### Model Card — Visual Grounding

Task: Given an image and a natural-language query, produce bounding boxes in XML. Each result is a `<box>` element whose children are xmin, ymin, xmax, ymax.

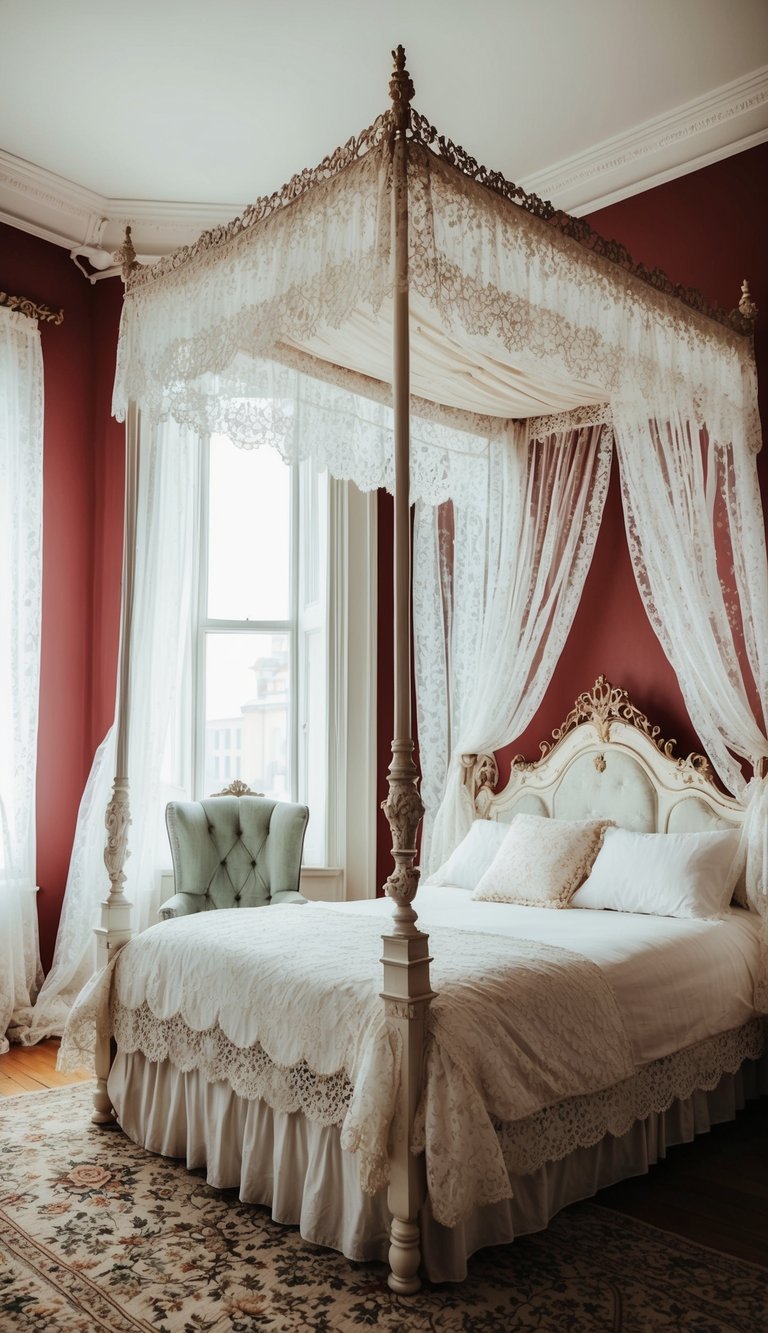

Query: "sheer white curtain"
<box><xmin>0</xmin><ymin>307</ymin><xmax>44</xmax><ymax>1051</ymax></box>
<box><xmin>24</xmin><ymin>419</ymin><xmax>199</xmax><ymax>1040</ymax></box>
<box><xmin>418</xmin><ymin>418</ymin><xmax>613</xmax><ymax>872</ymax></box>
<box><xmin>615</xmin><ymin>411</ymin><xmax>768</xmax><ymax>939</ymax></box>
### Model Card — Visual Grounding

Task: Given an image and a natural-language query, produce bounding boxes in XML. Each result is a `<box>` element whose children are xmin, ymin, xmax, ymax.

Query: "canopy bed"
<box><xmin>61</xmin><ymin>50</ymin><xmax>768</xmax><ymax>1292</ymax></box>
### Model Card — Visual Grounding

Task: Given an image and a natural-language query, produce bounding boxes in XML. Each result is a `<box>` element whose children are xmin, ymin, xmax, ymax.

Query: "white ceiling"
<box><xmin>2</xmin><ymin>0</ymin><xmax>767</xmax><ymax>269</ymax></box>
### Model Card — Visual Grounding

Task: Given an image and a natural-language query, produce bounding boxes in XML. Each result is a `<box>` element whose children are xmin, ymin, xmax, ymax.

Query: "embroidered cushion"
<box><xmin>472</xmin><ymin>813</ymin><xmax>611</xmax><ymax>908</ymax></box>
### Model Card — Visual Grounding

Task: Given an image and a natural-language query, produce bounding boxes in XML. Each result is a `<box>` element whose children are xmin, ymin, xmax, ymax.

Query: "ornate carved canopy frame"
<box><xmin>118</xmin><ymin>52</ymin><xmax>758</xmax><ymax>341</ymax></box>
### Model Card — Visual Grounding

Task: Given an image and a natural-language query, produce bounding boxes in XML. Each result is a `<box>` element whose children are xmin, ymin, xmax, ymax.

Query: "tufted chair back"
<box><xmin>160</xmin><ymin>795</ymin><xmax>308</xmax><ymax>920</ymax></box>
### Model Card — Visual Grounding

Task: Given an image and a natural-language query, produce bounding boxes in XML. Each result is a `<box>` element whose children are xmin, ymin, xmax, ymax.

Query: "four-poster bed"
<box><xmin>62</xmin><ymin>49</ymin><xmax>767</xmax><ymax>1292</ymax></box>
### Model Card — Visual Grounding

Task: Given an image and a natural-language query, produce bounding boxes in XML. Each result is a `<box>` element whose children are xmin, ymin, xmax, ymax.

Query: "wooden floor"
<box><xmin>1</xmin><ymin>1042</ymin><xmax>766</xmax><ymax>1266</ymax></box>
<box><xmin>596</xmin><ymin>1098</ymin><xmax>768</xmax><ymax>1266</ymax></box>
<box><xmin>0</xmin><ymin>1038</ymin><xmax>89</xmax><ymax>1097</ymax></box>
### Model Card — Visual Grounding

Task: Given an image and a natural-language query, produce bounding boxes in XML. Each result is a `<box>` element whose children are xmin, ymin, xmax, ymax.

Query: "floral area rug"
<box><xmin>1</xmin><ymin>1084</ymin><xmax>767</xmax><ymax>1332</ymax></box>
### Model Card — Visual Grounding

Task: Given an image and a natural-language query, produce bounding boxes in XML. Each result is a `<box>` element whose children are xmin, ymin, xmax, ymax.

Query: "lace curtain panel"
<box><xmin>418</xmin><ymin>417</ymin><xmax>613</xmax><ymax>871</ymax></box>
<box><xmin>615</xmin><ymin>413</ymin><xmax>768</xmax><ymax>998</ymax></box>
<box><xmin>0</xmin><ymin>307</ymin><xmax>44</xmax><ymax>1051</ymax></box>
<box><xmin>130</xmin><ymin>354</ymin><xmax>498</xmax><ymax>510</ymax></box>
<box><xmin>23</xmin><ymin>419</ymin><xmax>199</xmax><ymax>1041</ymax></box>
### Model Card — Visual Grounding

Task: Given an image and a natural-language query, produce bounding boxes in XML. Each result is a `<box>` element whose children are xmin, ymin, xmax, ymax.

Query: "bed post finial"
<box><xmin>113</xmin><ymin>226</ymin><xmax>138</xmax><ymax>284</ymax></box>
<box><xmin>738</xmin><ymin>279</ymin><xmax>758</xmax><ymax>323</ymax></box>
<box><xmin>729</xmin><ymin>277</ymin><xmax>758</xmax><ymax>333</ymax></box>
<box><xmin>390</xmin><ymin>45</ymin><xmax>414</xmax><ymax>134</ymax></box>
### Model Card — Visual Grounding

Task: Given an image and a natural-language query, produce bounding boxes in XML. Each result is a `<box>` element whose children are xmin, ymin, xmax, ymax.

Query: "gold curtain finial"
<box><xmin>390</xmin><ymin>45</ymin><xmax>414</xmax><ymax>134</ymax></box>
<box><xmin>0</xmin><ymin>291</ymin><xmax>64</xmax><ymax>324</ymax></box>
<box><xmin>113</xmin><ymin>226</ymin><xmax>138</xmax><ymax>283</ymax></box>
<box><xmin>738</xmin><ymin>278</ymin><xmax>758</xmax><ymax>322</ymax></box>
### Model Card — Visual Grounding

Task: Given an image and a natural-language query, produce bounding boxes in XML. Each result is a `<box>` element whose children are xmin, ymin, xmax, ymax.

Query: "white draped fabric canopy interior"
<box><xmin>28</xmin><ymin>100</ymin><xmax>767</xmax><ymax>1034</ymax></box>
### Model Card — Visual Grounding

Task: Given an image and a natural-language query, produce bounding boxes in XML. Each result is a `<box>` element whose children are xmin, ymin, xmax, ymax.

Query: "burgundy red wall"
<box><xmin>0</xmin><ymin>224</ymin><xmax>124</xmax><ymax>970</ymax></box>
<box><xmin>378</xmin><ymin>141</ymin><xmax>768</xmax><ymax>891</ymax></box>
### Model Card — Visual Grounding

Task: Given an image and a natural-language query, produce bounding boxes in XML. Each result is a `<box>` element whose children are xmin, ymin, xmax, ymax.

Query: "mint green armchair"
<box><xmin>160</xmin><ymin>794</ymin><xmax>309</xmax><ymax>920</ymax></box>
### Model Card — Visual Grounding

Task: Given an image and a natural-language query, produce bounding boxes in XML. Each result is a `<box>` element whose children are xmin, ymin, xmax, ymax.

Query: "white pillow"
<box><xmin>571</xmin><ymin>826</ymin><xmax>742</xmax><ymax>919</ymax></box>
<box><xmin>426</xmin><ymin>819</ymin><xmax>511</xmax><ymax>891</ymax></box>
<box><xmin>471</xmin><ymin>813</ymin><xmax>612</xmax><ymax>908</ymax></box>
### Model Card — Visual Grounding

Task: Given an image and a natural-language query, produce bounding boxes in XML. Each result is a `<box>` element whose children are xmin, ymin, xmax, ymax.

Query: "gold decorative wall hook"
<box><xmin>0</xmin><ymin>291</ymin><xmax>64</xmax><ymax>324</ymax></box>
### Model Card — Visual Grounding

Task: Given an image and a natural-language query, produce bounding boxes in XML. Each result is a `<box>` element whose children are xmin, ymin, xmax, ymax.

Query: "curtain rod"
<box><xmin>0</xmin><ymin>290</ymin><xmax>64</xmax><ymax>325</ymax></box>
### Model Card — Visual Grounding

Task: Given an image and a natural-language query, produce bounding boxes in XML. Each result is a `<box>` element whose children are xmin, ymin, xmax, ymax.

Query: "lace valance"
<box><xmin>113</xmin><ymin>134</ymin><xmax>761</xmax><ymax>494</ymax></box>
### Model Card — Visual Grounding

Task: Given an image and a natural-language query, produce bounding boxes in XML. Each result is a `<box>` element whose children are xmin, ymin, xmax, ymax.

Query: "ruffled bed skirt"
<box><xmin>108</xmin><ymin>1048</ymin><xmax>768</xmax><ymax>1284</ymax></box>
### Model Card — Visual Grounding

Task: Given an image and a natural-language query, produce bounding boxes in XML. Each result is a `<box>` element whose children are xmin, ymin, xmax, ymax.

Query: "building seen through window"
<box><xmin>204</xmin><ymin>633</ymin><xmax>289</xmax><ymax>796</ymax></box>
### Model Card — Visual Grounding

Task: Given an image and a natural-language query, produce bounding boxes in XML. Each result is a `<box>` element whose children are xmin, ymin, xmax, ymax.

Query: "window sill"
<box><xmin>159</xmin><ymin>867</ymin><xmax>346</xmax><ymax>905</ymax></box>
<box><xmin>300</xmin><ymin>866</ymin><xmax>344</xmax><ymax>901</ymax></box>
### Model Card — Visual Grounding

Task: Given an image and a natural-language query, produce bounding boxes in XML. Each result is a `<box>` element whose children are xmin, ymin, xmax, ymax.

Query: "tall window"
<box><xmin>198</xmin><ymin>435</ymin><xmax>328</xmax><ymax>864</ymax></box>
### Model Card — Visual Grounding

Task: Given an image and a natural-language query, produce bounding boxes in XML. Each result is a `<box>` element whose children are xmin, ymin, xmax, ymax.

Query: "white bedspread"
<box><xmin>62</xmin><ymin>898</ymin><xmax>638</xmax><ymax>1225</ymax></box>
<box><xmin>328</xmin><ymin>887</ymin><xmax>762</xmax><ymax>1064</ymax></box>
<box><xmin>60</xmin><ymin>891</ymin><xmax>761</xmax><ymax>1226</ymax></box>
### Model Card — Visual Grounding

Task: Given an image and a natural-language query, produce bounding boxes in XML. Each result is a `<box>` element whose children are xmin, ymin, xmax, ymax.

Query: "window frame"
<box><xmin>193</xmin><ymin>435</ymin><xmax>299</xmax><ymax>806</ymax></box>
<box><xmin>188</xmin><ymin>433</ymin><xmax>377</xmax><ymax>890</ymax></box>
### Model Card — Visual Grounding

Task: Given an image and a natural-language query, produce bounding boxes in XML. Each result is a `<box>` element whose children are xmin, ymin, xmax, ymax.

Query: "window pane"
<box><xmin>207</xmin><ymin>435</ymin><xmax>290</xmax><ymax>621</ymax></box>
<box><xmin>203</xmin><ymin>632</ymin><xmax>290</xmax><ymax>800</ymax></box>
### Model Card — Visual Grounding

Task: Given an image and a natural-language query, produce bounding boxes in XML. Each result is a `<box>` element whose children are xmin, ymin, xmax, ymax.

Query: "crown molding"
<box><xmin>520</xmin><ymin>66</ymin><xmax>768</xmax><ymax>215</ymax></box>
<box><xmin>561</xmin><ymin>126</ymin><xmax>768</xmax><ymax>218</ymax></box>
<box><xmin>1</xmin><ymin>64</ymin><xmax>766</xmax><ymax>269</ymax></box>
<box><xmin>0</xmin><ymin>150</ymin><xmax>243</xmax><ymax>277</ymax></box>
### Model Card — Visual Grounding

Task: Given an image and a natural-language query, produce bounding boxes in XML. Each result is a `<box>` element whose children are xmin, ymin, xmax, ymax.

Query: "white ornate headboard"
<box><xmin>463</xmin><ymin>676</ymin><xmax>744</xmax><ymax>837</ymax></box>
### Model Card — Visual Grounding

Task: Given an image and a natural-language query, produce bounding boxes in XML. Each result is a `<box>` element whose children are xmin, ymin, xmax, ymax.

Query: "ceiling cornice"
<box><xmin>1</xmin><ymin>65</ymin><xmax>766</xmax><ymax>272</ymax></box>
<box><xmin>520</xmin><ymin>65</ymin><xmax>768</xmax><ymax>216</ymax></box>
<box><xmin>0</xmin><ymin>152</ymin><xmax>244</xmax><ymax>279</ymax></box>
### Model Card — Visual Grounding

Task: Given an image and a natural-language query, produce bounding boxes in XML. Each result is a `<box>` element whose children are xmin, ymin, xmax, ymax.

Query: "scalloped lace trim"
<box><xmin>113</xmin><ymin>1001</ymin><xmax>764</xmax><ymax>1223</ymax></box>
<box><xmin>497</xmin><ymin>1017</ymin><xmax>767</xmax><ymax>1177</ymax></box>
<box><xmin>114</xmin><ymin>1000</ymin><xmax>353</xmax><ymax>1125</ymax></box>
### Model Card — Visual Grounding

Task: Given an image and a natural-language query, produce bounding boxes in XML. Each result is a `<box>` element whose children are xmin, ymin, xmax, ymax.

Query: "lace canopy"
<box><xmin>107</xmin><ymin>55</ymin><xmax>766</xmax><ymax>937</ymax></box>
<box><xmin>114</xmin><ymin>133</ymin><xmax>760</xmax><ymax>485</ymax></box>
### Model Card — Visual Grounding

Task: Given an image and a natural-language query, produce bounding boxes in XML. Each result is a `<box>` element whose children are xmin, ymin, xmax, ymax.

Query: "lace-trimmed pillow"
<box><xmin>471</xmin><ymin>814</ymin><xmax>612</xmax><ymax>908</ymax></box>
<box><xmin>425</xmin><ymin>818</ymin><xmax>511</xmax><ymax>891</ymax></box>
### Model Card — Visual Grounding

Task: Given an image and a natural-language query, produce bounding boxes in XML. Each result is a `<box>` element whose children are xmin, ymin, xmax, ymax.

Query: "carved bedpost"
<box><xmin>379</xmin><ymin>46</ymin><xmax>434</xmax><ymax>1296</ymax></box>
<box><xmin>92</xmin><ymin>362</ymin><xmax>139</xmax><ymax>1124</ymax></box>
<box><xmin>379</xmin><ymin>42</ymin><xmax>434</xmax><ymax>1293</ymax></box>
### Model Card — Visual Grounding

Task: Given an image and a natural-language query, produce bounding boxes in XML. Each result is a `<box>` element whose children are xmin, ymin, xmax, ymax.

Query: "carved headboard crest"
<box><xmin>462</xmin><ymin>675</ymin><xmax>717</xmax><ymax>815</ymax></box>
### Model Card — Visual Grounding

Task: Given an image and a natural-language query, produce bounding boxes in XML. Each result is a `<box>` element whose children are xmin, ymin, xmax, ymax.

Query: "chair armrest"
<box><xmin>270</xmin><ymin>889</ymin><xmax>308</xmax><ymax>906</ymax></box>
<box><xmin>158</xmin><ymin>893</ymin><xmax>202</xmax><ymax>920</ymax></box>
